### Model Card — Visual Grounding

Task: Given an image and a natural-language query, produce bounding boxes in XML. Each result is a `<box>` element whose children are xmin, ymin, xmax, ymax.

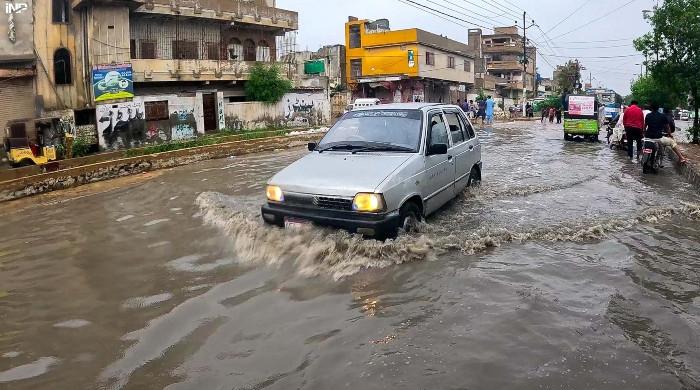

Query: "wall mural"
<box><xmin>169</xmin><ymin>109</ymin><xmax>197</xmax><ymax>140</ymax></box>
<box><xmin>283</xmin><ymin>92</ymin><xmax>329</xmax><ymax>127</ymax></box>
<box><xmin>96</xmin><ymin>101</ymin><xmax>146</xmax><ymax>150</ymax></box>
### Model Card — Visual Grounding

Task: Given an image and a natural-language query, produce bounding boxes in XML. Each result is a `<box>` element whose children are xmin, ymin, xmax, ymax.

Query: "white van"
<box><xmin>680</xmin><ymin>110</ymin><xmax>690</xmax><ymax>121</ymax></box>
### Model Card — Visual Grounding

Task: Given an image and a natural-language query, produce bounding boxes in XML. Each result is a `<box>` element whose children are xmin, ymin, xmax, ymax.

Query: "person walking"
<box><xmin>541</xmin><ymin>107</ymin><xmax>547</xmax><ymax>123</ymax></box>
<box><xmin>485</xmin><ymin>96</ymin><xmax>495</xmax><ymax>125</ymax></box>
<box><xmin>556</xmin><ymin>108</ymin><xmax>562</xmax><ymax>124</ymax></box>
<box><xmin>477</xmin><ymin>99</ymin><xmax>486</xmax><ymax>125</ymax></box>
<box><xmin>623</xmin><ymin>100</ymin><xmax>645</xmax><ymax>160</ymax></box>
<box><xmin>548</xmin><ymin>107</ymin><xmax>556</xmax><ymax>123</ymax></box>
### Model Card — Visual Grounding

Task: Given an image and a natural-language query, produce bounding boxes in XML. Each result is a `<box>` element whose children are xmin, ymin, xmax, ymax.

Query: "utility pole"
<box><xmin>522</xmin><ymin>11</ymin><xmax>527</xmax><ymax>117</ymax></box>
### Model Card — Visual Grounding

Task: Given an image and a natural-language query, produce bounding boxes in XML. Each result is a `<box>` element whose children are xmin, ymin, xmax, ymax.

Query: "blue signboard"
<box><xmin>92</xmin><ymin>63</ymin><xmax>134</xmax><ymax>102</ymax></box>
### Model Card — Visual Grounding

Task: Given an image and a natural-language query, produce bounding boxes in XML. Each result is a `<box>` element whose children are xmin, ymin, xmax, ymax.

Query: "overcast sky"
<box><xmin>278</xmin><ymin>0</ymin><xmax>659</xmax><ymax>95</ymax></box>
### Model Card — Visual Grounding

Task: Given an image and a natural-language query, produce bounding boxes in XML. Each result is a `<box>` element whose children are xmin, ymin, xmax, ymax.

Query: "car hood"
<box><xmin>269</xmin><ymin>152</ymin><xmax>413</xmax><ymax>197</ymax></box>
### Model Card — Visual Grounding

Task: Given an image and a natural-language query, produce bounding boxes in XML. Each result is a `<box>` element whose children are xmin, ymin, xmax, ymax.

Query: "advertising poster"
<box><xmin>568</xmin><ymin>95</ymin><xmax>595</xmax><ymax>116</ymax></box>
<box><xmin>93</xmin><ymin>63</ymin><xmax>134</xmax><ymax>102</ymax></box>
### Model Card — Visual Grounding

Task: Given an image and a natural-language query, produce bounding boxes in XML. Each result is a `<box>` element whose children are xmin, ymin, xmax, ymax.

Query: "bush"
<box><xmin>245</xmin><ymin>64</ymin><xmax>293</xmax><ymax>103</ymax></box>
<box><xmin>72</xmin><ymin>138</ymin><xmax>92</xmax><ymax>158</ymax></box>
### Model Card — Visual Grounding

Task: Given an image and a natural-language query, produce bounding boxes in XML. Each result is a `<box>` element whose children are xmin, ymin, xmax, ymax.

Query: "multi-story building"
<box><xmin>345</xmin><ymin>17</ymin><xmax>475</xmax><ymax>104</ymax></box>
<box><xmin>1</xmin><ymin>0</ymin><xmax>299</xmax><ymax>151</ymax></box>
<box><xmin>476</xmin><ymin>26</ymin><xmax>537</xmax><ymax>102</ymax></box>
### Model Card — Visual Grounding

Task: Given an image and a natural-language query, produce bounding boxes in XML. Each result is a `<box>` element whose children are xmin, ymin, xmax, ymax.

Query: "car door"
<box><xmin>459</xmin><ymin>111</ymin><xmax>480</xmax><ymax>177</ymax></box>
<box><xmin>423</xmin><ymin>110</ymin><xmax>455</xmax><ymax>215</ymax></box>
<box><xmin>443</xmin><ymin>109</ymin><xmax>471</xmax><ymax>192</ymax></box>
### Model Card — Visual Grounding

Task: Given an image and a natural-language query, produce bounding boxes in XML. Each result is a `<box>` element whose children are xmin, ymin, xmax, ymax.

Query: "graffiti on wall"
<box><xmin>169</xmin><ymin>109</ymin><xmax>197</xmax><ymax>140</ymax></box>
<box><xmin>96</xmin><ymin>101</ymin><xmax>145</xmax><ymax>150</ymax></box>
<box><xmin>217</xmin><ymin>92</ymin><xmax>225</xmax><ymax>130</ymax></box>
<box><xmin>283</xmin><ymin>93</ymin><xmax>329</xmax><ymax>127</ymax></box>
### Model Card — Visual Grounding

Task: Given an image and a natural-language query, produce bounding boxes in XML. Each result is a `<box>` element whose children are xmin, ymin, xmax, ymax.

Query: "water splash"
<box><xmin>196</xmin><ymin>192</ymin><xmax>700</xmax><ymax>280</ymax></box>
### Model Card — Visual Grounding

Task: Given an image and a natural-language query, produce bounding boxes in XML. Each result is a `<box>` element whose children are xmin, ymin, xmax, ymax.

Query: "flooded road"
<box><xmin>1</xmin><ymin>121</ymin><xmax>699</xmax><ymax>389</ymax></box>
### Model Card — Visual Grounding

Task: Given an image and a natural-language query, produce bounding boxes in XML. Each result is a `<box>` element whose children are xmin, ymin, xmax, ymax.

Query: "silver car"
<box><xmin>261</xmin><ymin>103</ymin><xmax>482</xmax><ymax>238</ymax></box>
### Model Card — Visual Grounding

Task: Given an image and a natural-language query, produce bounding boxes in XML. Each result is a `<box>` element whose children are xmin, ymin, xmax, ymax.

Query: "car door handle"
<box><xmin>468</xmin><ymin>145</ymin><xmax>474</xmax><ymax>151</ymax></box>
<box><xmin>447</xmin><ymin>155</ymin><xmax>453</xmax><ymax>161</ymax></box>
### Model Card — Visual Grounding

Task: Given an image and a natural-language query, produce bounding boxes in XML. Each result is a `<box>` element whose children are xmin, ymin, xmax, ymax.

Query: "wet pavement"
<box><xmin>1</xmin><ymin>121</ymin><xmax>699</xmax><ymax>389</ymax></box>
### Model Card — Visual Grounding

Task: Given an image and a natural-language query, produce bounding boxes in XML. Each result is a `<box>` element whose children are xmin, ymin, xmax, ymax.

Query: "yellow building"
<box><xmin>345</xmin><ymin>17</ymin><xmax>475</xmax><ymax>103</ymax></box>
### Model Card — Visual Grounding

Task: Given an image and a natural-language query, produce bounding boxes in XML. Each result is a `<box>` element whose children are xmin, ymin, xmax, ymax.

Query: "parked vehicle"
<box><xmin>641</xmin><ymin>138</ymin><xmax>664</xmax><ymax>174</ymax></box>
<box><xmin>3</xmin><ymin>118</ymin><xmax>59</xmax><ymax>168</ymax></box>
<box><xmin>680</xmin><ymin>110</ymin><xmax>690</xmax><ymax>121</ymax></box>
<box><xmin>261</xmin><ymin>103</ymin><xmax>483</xmax><ymax>239</ymax></box>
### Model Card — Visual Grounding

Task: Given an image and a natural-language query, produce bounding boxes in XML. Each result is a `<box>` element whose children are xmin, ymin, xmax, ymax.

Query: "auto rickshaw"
<box><xmin>563</xmin><ymin>95</ymin><xmax>604</xmax><ymax>142</ymax></box>
<box><xmin>3</xmin><ymin>118</ymin><xmax>60</xmax><ymax>168</ymax></box>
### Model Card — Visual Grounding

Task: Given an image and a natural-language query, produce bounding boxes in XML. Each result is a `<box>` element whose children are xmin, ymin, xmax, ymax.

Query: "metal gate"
<box><xmin>202</xmin><ymin>93</ymin><xmax>217</xmax><ymax>132</ymax></box>
<box><xmin>0</xmin><ymin>77</ymin><xmax>34</xmax><ymax>143</ymax></box>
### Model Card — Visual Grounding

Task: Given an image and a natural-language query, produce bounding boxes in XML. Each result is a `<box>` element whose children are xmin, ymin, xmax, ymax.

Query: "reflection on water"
<box><xmin>0</xmin><ymin>122</ymin><xmax>699</xmax><ymax>389</ymax></box>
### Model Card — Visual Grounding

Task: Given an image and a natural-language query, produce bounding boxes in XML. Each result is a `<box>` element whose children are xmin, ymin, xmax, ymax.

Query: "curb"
<box><xmin>675</xmin><ymin>144</ymin><xmax>700</xmax><ymax>189</ymax></box>
<box><xmin>0</xmin><ymin>132</ymin><xmax>324</xmax><ymax>203</ymax></box>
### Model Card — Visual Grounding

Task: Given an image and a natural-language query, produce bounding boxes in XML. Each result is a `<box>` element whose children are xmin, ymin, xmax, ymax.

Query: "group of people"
<box><xmin>457</xmin><ymin>97</ymin><xmax>496</xmax><ymax>125</ymax></box>
<box><xmin>619</xmin><ymin>100</ymin><xmax>687</xmax><ymax>164</ymax></box>
<box><xmin>541</xmin><ymin>107</ymin><xmax>562</xmax><ymax>124</ymax></box>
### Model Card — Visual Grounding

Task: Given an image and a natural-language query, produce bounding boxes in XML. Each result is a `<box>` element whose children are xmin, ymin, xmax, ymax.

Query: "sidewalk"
<box><xmin>678</xmin><ymin>143</ymin><xmax>700</xmax><ymax>188</ymax></box>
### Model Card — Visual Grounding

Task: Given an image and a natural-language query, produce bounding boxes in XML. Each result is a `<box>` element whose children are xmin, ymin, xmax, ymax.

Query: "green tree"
<box><xmin>534</xmin><ymin>95</ymin><xmax>562</xmax><ymax>112</ymax></box>
<box><xmin>555</xmin><ymin>60</ymin><xmax>581</xmax><ymax>94</ymax></box>
<box><xmin>245</xmin><ymin>64</ymin><xmax>293</xmax><ymax>103</ymax></box>
<box><xmin>634</xmin><ymin>0</ymin><xmax>700</xmax><ymax>143</ymax></box>
<box><xmin>629</xmin><ymin>75</ymin><xmax>681</xmax><ymax>108</ymax></box>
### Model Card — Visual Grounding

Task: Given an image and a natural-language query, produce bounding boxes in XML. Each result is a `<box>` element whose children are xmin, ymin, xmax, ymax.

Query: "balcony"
<box><xmin>483</xmin><ymin>43</ymin><xmax>523</xmax><ymax>54</ymax></box>
<box><xmin>487</xmin><ymin>60</ymin><xmax>522</xmax><ymax>71</ymax></box>
<box><xmin>494</xmin><ymin>79</ymin><xmax>524</xmax><ymax>90</ymax></box>
<box><xmin>136</xmin><ymin>0</ymin><xmax>298</xmax><ymax>30</ymax></box>
<box><xmin>131</xmin><ymin>59</ymin><xmax>293</xmax><ymax>82</ymax></box>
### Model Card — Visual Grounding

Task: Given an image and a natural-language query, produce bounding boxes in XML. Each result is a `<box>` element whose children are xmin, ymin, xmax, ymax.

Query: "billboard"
<box><xmin>92</xmin><ymin>63</ymin><xmax>134</xmax><ymax>102</ymax></box>
<box><xmin>568</xmin><ymin>95</ymin><xmax>595</xmax><ymax>116</ymax></box>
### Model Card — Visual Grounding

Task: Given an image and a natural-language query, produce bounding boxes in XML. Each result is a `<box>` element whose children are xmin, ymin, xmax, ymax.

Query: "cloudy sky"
<box><xmin>278</xmin><ymin>0</ymin><xmax>659</xmax><ymax>95</ymax></box>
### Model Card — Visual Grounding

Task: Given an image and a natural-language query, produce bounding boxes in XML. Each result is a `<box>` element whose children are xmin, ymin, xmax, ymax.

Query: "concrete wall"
<box><xmin>224</xmin><ymin>91</ymin><xmax>330</xmax><ymax>130</ymax></box>
<box><xmin>89</xmin><ymin>5</ymin><xmax>131</xmax><ymax>65</ymax></box>
<box><xmin>418</xmin><ymin>44</ymin><xmax>474</xmax><ymax>85</ymax></box>
<box><xmin>0</xmin><ymin>0</ymin><xmax>34</xmax><ymax>59</ymax></box>
<box><xmin>96</xmin><ymin>94</ymin><xmax>208</xmax><ymax>149</ymax></box>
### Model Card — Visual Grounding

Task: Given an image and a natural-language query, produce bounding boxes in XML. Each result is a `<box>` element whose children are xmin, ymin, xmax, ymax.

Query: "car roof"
<box><xmin>355</xmin><ymin>102</ymin><xmax>457</xmax><ymax>111</ymax></box>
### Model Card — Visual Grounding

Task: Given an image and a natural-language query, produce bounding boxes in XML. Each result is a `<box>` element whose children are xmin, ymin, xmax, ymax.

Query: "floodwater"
<box><xmin>1</xmin><ymin>121</ymin><xmax>699</xmax><ymax>390</ymax></box>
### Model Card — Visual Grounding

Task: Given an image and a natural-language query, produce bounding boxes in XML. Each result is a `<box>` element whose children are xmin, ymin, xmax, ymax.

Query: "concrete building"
<box><xmin>345</xmin><ymin>17</ymin><xmax>475</xmax><ymax>104</ymax></box>
<box><xmin>470</xmin><ymin>26</ymin><xmax>537</xmax><ymax>102</ymax></box>
<box><xmin>284</xmin><ymin>45</ymin><xmax>346</xmax><ymax>92</ymax></box>
<box><xmin>1</xmin><ymin>0</ymin><xmax>310</xmax><ymax>152</ymax></box>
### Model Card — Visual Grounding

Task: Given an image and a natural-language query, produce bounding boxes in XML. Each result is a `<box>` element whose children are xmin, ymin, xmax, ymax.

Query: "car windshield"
<box><xmin>317</xmin><ymin>109</ymin><xmax>423</xmax><ymax>152</ymax></box>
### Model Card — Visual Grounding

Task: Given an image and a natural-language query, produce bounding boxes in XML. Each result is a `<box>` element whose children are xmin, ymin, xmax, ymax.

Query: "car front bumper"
<box><xmin>261</xmin><ymin>202</ymin><xmax>401</xmax><ymax>237</ymax></box>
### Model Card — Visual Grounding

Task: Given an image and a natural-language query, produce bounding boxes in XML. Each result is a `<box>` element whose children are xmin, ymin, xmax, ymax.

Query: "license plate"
<box><xmin>643</xmin><ymin>148</ymin><xmax>653</xmax><ymax>153</ymax></box>
<box><xmin>284</xmin><ymin>217</ymin><xmax>310</xmax><ymax>230</ymax></box>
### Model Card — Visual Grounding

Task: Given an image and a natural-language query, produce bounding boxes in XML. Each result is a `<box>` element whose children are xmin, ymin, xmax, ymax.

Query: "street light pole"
<box><xmin>522</xmin><ymin>11</ymin><xmax>527</xmax><ymax>117</ymax></box>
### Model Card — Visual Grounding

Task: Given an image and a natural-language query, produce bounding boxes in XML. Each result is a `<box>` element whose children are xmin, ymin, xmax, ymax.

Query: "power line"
<box><xmin>396</xmin><ymin>0</ymin><xmax>472</xmax><ymax>29</ymax></box>
<box><xmin>440</xmin><ymin>0</ymin><xmax>516</xmax><ymax>26</ymax></box>
<box><xmin>550</xmin><ymin>0</ymin><xmax>638</xmax><ymax>40</ymax></box>
<box><xmin>421</xmin><ymin>0</ymin><xmax>499</xmax><ymax>28</ymax></box>
<box><xmin>481</xmin><ymin>0</ymin><xmax>522</xmax><ymax>20</ymax></box>
<box><xmin>543</xmin><ymin>0</ymin><xmax>589</xmax><ymax>35</ymax></box>
<box><xmin>399</xmin><ymin>0</ymin><xmax>491</xmax><ymax>29</ymax></box>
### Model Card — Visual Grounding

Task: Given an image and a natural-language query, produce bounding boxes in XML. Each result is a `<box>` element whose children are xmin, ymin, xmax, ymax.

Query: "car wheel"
<box><xmin>467</xmin><ymin>166</ymin><xmax>481</xmax><ymax>187</ymax></box>
<box><xmin>397</xmin><ymin>202</ymin><xmax>421</xmax><ymax>236</ymax></box>
<box><xmin>564</xmin><ymin>133</ymin><xmax>572</xmax><ymax>141</ymax></box>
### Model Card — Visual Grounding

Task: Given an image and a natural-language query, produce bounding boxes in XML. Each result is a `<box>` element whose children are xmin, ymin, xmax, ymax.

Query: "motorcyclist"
<box><xmin>644</xmin><ymin>102</ymin><xmax>688</xmax><ymax>164</ymax></box>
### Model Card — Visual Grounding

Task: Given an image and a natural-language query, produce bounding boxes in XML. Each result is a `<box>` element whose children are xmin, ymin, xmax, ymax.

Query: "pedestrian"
<box><xmin>541</xmin><ymin>107</ymin><xmax>547</xmax><ymax>123</ymax></box>
<box><xmin>663</xmin><ymin>107</ymin><xmax>676</xmax><ymax>134</ymax></box>
<box><xmin>477</xmin><ymin>99</ymin><xmax>486</xmax><ymax>125</ymax></box>
<box><xmin>623</xmin><ymin>100</ymin><xmax>645</xmax><ymax>160</ymax></box>
<box><xmin>485</xmin><ymin>95</ymin><xmax>495</xmax><ymax>125</ymax></box>
<box><xmin>548</xmin><ymin>107</ymin><xmax>555</xmax><ymax>123</ymax></box>
<box><xmin>460</xmin><ymin>99</ymin><xmax>470</xmax><ymax>113</ymax></box>
<box><xmin>556</xmin><ymin>108</ymin><xmax>562</xmax><ymax>124</ymax></box>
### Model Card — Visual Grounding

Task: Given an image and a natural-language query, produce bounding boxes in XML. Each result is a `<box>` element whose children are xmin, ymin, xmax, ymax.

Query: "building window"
<box><xmin>227</xmin><ymin>38</ymin><xmax>242</xmax><ymax>61</ymax></box>
<box><xmin>53</xmin><ymin>48</ymin><xmax>72</xmax><ymax>85</ymax></box>
<box><xmin>243</xmin><ymin>39</ymin><xmax>256</xmax><ymax>61</ymax></box>
<box><xmin>256</xmin><ymin>40</ymin><xmax>271</xmax><ymax>62</ymax></box>
<box><xmin>173</xmin><ymin>41</ymin><xmax>198</xmax><ymax>59</ymax></box>
<box><xmin>425</xmin><ymin>52</ymin><xmax>435</xmax><ymax>66</ymax></box>
<box><xmin>144</xmin><ymin>101</ymin><xmax>169</xmax><ymax>121</ymax></box>
<box><xmin>447</xmin><ymin>56</ymin><xmax>455</xmax><ymax>69</ymax></box>
<box><xmin>463</xmin><ymin>60</ymin><xmax>471</xmax><ymax>72</ymax></box>
<box><xmin>349</xmin><ymin>24</ymin><xmax>361</xmax><ymax>49</ymax></box>
<box><xmin>52</xmin><ymin>0</ymin><xmax>69</xmax><ymax>23</ymax></box>
<box><xmin>130</xmin><ymin>39</ymin><xmax>136</xmax><ymax>59</ymax></box>
<box><xmin>206</xmin><ymin>42</ymin><xmax>221</xmax><ymax>60</ymax></box>
<box><xmin>140</xmin><ymin>41</ymin><xmax>157</xmax><ymax>59</ymax></box>
<box><xmin>350</xmin><ymin>59</ymin><xmax>362</xmax><ymax>80</ymax></box>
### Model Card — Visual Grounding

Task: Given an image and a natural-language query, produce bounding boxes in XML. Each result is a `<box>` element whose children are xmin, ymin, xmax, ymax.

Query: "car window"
<box><xmin>444</xmin><ymin>111</ymin><xmax>465</xmax><ymax>144</ymax></box>
<box><xmin>459</xmin><ymin>113</ymin><xmax>476</xmax><ymax>139</ymax></box>
<box><xmin>318</xmin><ymin>109</ymin><xmax>423</xmax><ymax>152</ymax></box>
<box><xmin>428</xmin><ymin>112</ymin><xmax>449</xmax><ymax>147</ymax></box>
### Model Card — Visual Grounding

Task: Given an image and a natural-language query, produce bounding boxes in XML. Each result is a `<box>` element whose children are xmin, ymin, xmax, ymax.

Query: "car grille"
<box><xmin>314</xmin><ymin>196</ymin><xmax>353</xmax><ymax>211</ymax></box>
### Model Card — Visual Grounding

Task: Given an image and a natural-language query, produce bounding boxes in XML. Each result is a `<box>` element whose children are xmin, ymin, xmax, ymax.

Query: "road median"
<box><xmin>0</xmin><ymin>129</ymin><xmax>325</xmax><ymax>203</ymax></box>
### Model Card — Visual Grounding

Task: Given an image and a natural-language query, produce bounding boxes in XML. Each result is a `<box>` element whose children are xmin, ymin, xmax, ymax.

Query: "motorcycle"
<box><xmin>606</xmin><ymin>120</ymin><xmax>627</xmax><ymax>151</ymax></box>
<box><xmin>640</xmin><ymin>138</ymin><xmax>665</xmax><ymax>174</ymax></box>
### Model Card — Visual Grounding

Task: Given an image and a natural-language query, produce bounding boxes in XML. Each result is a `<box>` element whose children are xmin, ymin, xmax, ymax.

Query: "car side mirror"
<box><xmin>307</xmin><ymin>142</ymin><xmax>317</xmax><ymax>151</ymax></box>
<box><xmin>427</xmin><ymin>143</ymin><xmax>448</xmax><ymax>155</ymax></box>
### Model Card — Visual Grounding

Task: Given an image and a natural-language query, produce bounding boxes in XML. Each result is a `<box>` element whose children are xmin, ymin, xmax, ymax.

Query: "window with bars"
<box><xmin>140</xmin><ymin>41</ymin><xmax>157</xmax><ymax>59</ymax></box>
<box><xmin>349</xmin><ymin>25</ymin><xmax>361</xmax><ymax>49</ymax></box>
<box><xmin>173</xmin><ymin>41</ymin><xmax>198</xmax><ymax>60</ymax></box>
<box><xmin>52</xmin><ymin>0</ymin><xmax>69</xmax><ymax>23</ymax></box>
<box><xmin>227</xmin><ymin>39</ymin><xmax>242</xmax><ymax>61</ymax></box>
<box><xmin>206</xmin><ymin>42</ymin><xmax>221</xmax><ymax>60</ymax></box>
<box><xmin>256</xmin><ymin>41</ymin><xmax>270</xmax><ymax>62</ymax></box>
<box><xmin>144</xmin><ymin>101</ymin><xmax>169</xmax><ymax>121</ymax></box>
<box><xmin>425</xmin><ymin>52</ymin><xmax>435</xmax><ymax>66</ymax></box>
<box><xmin>463</xmin><ymin>60</ymin><xmax>471</xmax><ymax>72</ymax></box>
<box><xmin>448</xmin><ymin>56</ymin><xmax>456</xmax><ymax>69</ymax></box>
<box><xmin>350</xmin><ymin>59</ymin><xmax>362</xmax><ymax>80</ymax></box>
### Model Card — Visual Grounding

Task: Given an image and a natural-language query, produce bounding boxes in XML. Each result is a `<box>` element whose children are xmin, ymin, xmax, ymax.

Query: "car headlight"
<box><xmin>266</xmin><ymin>185</ymin><xmax>284</xmax><ymax>202</ymax></box>
<box><xmin>352</xmin><ymin>193</ymin><xmax>385</xmax><ymax>212</ymax></box>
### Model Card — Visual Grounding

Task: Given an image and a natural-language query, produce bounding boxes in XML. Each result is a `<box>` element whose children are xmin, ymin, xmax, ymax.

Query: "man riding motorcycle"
<box><xmin>644</xmin><ymin>102</ymin><xmax>688</xmax><ymax>164</ymax></box>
